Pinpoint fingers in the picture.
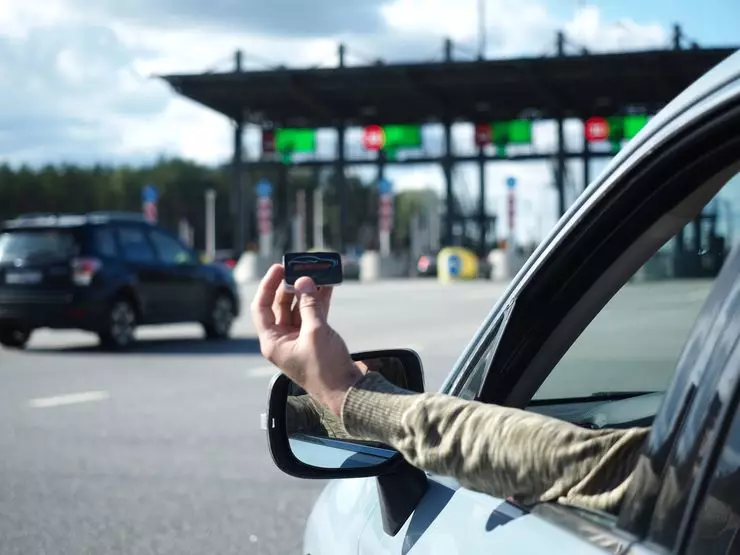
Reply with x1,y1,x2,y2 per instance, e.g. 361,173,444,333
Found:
273,281,295,327
251,264,283,337
294,276,326,330
290,283,333,327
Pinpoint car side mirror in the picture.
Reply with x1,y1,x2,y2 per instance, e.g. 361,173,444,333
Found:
265,348,424,479
263,348,429,536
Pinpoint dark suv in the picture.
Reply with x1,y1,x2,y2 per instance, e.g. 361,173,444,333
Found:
0,212,241,350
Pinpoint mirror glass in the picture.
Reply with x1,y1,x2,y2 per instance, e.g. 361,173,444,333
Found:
286,355,410,469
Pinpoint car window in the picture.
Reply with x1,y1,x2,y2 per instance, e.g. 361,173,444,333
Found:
116,225,157,263
683,401,740,554
93,226,118,258
531,171,740,402
148,229,194,265
0,228,79,263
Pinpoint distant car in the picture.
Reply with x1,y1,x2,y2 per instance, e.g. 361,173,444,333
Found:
415,253,437,277
341,254,361,281
0,212,241,350
213,250,238,270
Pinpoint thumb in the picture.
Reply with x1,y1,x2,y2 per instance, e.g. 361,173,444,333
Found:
295,277,325,329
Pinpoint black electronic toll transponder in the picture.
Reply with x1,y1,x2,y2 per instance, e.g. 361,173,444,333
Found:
283,251,343,289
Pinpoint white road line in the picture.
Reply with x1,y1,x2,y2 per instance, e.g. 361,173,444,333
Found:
28,390,110,409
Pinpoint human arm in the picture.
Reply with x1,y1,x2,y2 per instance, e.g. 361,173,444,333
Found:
340,371,650,512
251,266,648,513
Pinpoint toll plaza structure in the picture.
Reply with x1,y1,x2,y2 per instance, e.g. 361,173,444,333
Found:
161,25,737,256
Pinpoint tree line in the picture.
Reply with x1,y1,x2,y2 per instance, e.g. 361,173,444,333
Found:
0,158,443,253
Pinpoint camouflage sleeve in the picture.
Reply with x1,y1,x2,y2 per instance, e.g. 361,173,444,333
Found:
341,372,649,512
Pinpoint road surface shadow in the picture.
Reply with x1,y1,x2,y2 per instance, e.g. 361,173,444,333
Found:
26,336,262,356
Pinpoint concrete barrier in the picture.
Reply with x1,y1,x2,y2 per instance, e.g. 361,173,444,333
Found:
489,250,508,282
359,251,407,281
233,252,280,284
488,249,527,281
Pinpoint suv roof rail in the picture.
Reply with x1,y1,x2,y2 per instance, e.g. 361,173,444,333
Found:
86,211,149,223
3,211,151,229
15,212,64,219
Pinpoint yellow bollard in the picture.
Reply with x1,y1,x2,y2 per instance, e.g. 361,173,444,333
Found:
437,247,479,282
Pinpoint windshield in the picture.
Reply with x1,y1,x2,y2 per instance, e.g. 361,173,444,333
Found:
0,229,79,263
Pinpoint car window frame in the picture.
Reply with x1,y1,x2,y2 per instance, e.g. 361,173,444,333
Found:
524,162,740,554
435,85,740,550
91,224,120,259
482,98,740,410
114,222,159,264
442,75,740,401
146,227,196,266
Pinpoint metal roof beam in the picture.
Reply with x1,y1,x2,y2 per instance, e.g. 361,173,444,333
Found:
280,74,337,122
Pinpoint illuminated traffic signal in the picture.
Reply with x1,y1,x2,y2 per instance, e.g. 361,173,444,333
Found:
361,124,422,151
584,115,650,143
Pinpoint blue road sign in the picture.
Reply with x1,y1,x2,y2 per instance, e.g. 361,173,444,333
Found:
378,178,393,196
448,254,461,277
256,178,273,198
142,184,158,203
506,176,517,189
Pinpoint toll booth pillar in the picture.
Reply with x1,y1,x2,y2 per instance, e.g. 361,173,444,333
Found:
336,125,347,253
477,145,487,256
556,116,566,217
232,120,245,254
443,120,454,247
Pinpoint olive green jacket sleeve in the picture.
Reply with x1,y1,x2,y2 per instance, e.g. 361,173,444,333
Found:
341,372,650,513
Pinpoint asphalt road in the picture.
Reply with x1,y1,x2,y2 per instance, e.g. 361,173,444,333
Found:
0,279,505,555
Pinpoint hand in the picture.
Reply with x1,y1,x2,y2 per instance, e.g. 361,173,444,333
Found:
251,264,363,416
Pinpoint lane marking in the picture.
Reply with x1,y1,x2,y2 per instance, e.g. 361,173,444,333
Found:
28,390,110,408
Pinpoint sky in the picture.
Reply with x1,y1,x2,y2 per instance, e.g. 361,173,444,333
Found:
0,0,738,242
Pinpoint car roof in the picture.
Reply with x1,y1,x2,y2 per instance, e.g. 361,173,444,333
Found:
2,212,149,230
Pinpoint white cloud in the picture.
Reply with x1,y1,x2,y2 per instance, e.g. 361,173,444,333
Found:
565,6,668,52
0,0,675,241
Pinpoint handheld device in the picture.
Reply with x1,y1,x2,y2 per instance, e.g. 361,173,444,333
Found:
283,251,343,289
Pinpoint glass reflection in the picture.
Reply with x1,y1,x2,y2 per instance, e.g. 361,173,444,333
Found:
286,356,407,469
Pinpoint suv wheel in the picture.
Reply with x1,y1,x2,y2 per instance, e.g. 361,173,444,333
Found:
99,299,137,350
203,293,235,340
0,325,32,349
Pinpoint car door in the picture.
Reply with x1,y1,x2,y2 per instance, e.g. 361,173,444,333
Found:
146,227,207,322
350,53,740,555
114,223,169,323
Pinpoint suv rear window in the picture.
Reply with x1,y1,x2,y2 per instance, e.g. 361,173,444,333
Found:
0,228,80,263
